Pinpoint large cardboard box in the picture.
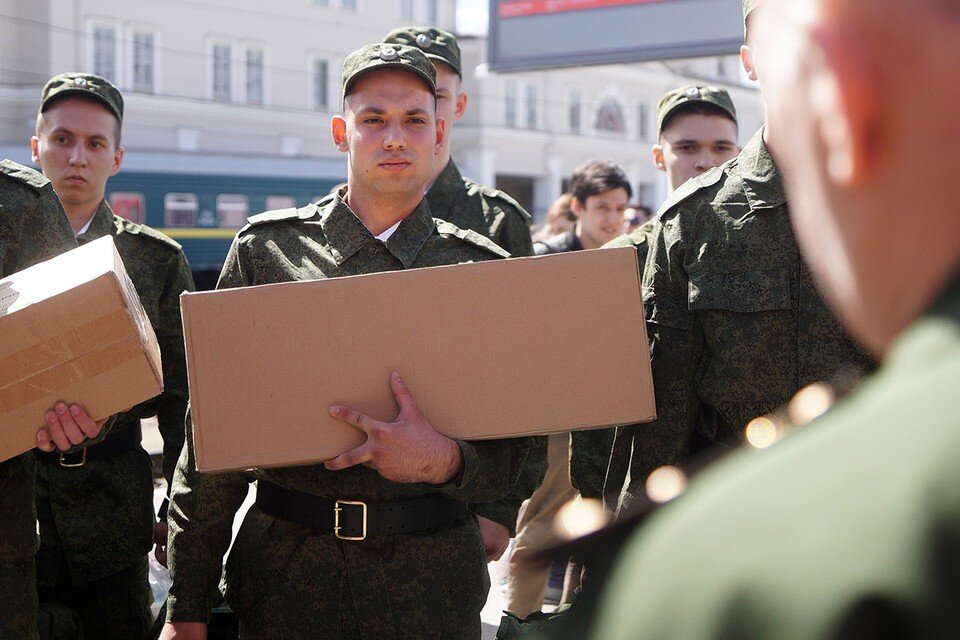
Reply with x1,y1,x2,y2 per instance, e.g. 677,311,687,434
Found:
182,246,655,473
0,236,163,461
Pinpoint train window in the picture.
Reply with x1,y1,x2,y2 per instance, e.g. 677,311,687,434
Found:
217,194,250,227
109,192,145,224
265,195,296,211
165,193,198,227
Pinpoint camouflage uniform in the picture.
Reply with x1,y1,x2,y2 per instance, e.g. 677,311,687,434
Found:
166,194,535,639
34,200,194,640
0,160,77,640
606,130,869,510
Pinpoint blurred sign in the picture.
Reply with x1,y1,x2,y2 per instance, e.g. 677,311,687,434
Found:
488,0,744,71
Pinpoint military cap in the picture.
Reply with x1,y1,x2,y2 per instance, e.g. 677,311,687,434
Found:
383,26,462,78
341,43,437,101
656,85,737,136
39,73,123,122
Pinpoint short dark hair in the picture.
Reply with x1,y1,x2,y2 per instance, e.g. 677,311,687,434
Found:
36,93,122,148
660,102,737,140
569,160,632,205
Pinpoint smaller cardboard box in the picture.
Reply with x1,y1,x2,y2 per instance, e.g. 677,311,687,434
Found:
183,246,655,473
0,236,163,462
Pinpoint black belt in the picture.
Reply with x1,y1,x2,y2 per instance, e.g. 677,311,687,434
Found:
256,481,468,541
33,424,142,468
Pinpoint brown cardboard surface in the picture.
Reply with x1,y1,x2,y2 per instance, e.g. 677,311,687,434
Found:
0,236,163,461
182,246,655,473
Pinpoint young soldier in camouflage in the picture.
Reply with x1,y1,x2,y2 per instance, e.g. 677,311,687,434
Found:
382,26,543,564
161,44,533,640
0,160,107,640
600,0,869,513
593,0,960,636
30,73,195,640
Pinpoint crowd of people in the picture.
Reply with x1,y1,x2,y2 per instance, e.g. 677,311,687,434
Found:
1,0,958,638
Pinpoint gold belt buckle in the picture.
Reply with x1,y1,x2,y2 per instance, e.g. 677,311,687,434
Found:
59,447,87,469
334,500,367,541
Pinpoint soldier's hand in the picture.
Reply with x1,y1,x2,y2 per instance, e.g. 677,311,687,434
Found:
326,371,464,485
154,520,169,567
159,622,207,640
36,402,106,452
476,516,510,561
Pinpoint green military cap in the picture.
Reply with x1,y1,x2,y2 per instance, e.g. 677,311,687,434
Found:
39,73,123,122
341,43,437,101
382,26,462,78
656,85,737,136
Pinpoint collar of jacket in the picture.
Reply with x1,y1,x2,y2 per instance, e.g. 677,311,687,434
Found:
739,127,788,211
319,191,434,269
425,159,465,213
76,199,118,245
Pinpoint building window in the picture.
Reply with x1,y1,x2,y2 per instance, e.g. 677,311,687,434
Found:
164,193,198,227
596,98,626,133
109,192,145,224
568,92,581,134
245,48,265,105
426,0,438,23
92,25,117,81
504,81,517,128
216,194,249,227
525,84,538,130
312,59,329,111
399,0,414,20
638,102,650,141
212,44,232,102
265,195,296,211
131,31,155,92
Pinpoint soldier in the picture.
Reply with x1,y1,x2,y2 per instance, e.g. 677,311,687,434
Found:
0,159,108,640
600,0,870,513
160,44,533,640
592,0,960,636
382,26,542,564
30,73,195,639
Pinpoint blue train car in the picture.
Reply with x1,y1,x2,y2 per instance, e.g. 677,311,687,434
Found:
104,171,341,287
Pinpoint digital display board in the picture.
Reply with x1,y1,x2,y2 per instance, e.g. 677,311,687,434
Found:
488,0,744,71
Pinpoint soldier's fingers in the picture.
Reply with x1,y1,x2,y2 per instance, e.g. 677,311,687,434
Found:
36,421,55,452
44,408,71,452
53,402,86,447
324,443,373,471
68,405,102,439
390,371,422,419
329,405,378,435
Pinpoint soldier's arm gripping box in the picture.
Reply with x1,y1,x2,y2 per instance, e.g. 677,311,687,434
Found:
182,246,655,473
0,236,163,462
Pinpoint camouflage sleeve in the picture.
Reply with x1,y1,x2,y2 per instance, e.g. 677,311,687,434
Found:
166,237,249,622
438,436,534,505
615,217,704,512
0,179,75,275
158,249,197,487
470,435,547,534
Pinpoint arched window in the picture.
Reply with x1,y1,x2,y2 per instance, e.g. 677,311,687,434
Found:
596,98,626,133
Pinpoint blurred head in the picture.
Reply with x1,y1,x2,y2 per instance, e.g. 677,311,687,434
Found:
754,0,960,356
569,160,632,249
544,192,576,236
623,205,653,234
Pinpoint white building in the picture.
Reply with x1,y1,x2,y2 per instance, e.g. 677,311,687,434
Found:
0,0,760,274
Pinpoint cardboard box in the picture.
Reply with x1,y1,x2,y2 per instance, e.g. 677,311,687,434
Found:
0,236,163,462
182,246,655,473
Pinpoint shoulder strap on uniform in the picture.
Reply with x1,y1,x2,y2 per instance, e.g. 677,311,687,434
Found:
470,179,533,222
656,163,728,218
118,217,183,250
0,159,50,191
246,207,302,226
436,220,511,259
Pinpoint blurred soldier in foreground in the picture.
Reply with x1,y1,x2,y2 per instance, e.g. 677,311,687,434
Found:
383,26,542,565
602,0,869,513
0,159,107,640
592,0,960,636
30,73,194,639
160,43,532,640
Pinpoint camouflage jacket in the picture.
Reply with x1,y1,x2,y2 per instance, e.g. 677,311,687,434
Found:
607,130,868,510
0,160,77,567
427,159,544,533
34,200,194,586
166,195,535,638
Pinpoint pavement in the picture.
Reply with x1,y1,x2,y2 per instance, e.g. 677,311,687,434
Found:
144,418,514,638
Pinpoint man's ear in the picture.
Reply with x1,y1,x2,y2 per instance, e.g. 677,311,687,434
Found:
570,197,584,219
110,146,124,176
435,116,446,154
454,92,468,119
809,25,879,185
652,145,666,172
30,136,41,165
740,45,758,82
331,116,348,153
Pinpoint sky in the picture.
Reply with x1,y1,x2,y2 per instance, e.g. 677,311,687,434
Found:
456,0,489,34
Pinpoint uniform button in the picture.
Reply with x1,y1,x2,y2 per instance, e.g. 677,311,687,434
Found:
367,245,378,255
